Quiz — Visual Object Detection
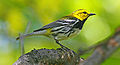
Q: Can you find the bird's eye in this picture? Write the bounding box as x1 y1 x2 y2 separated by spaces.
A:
83 12 87 14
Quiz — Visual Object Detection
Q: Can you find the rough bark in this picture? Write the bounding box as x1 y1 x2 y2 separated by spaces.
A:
13 48 80 65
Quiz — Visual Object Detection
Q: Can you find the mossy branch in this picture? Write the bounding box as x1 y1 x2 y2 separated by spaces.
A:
13 48 81 65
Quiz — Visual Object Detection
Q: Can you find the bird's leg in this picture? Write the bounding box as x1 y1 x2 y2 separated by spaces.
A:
55 40 64 48
55 39 70 50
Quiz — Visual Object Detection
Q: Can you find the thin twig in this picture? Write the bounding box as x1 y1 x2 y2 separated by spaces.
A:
19 33 24 55
25 21 31 34
19 21 31 55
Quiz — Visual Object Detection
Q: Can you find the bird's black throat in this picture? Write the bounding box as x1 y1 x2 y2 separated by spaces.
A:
73 18 88 30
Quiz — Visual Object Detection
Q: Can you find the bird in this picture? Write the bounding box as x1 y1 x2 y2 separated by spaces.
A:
16 9 96 48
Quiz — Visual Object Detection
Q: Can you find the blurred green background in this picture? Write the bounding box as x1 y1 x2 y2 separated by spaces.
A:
0 0 120 65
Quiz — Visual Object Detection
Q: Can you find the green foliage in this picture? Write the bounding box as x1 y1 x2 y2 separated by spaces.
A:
0 0 120 65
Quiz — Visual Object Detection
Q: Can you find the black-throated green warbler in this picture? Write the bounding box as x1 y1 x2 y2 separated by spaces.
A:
16 9 96 48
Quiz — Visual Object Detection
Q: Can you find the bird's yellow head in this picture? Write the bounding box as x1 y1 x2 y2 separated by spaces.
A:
72 9 96 21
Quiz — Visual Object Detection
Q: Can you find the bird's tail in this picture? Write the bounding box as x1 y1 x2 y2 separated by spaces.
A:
16 33 34 40
16 29 48 40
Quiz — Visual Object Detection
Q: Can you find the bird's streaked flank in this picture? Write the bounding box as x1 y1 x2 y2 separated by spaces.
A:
16 9 96 48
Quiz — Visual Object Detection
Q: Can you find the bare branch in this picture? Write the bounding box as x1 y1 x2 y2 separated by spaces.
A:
80 28 120 65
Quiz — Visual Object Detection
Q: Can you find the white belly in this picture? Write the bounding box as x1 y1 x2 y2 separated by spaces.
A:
54 28 80 41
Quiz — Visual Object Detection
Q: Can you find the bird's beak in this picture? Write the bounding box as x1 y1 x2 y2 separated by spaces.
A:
89 13 96 16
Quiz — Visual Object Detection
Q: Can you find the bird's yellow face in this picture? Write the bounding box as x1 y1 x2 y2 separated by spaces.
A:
72 9 95 21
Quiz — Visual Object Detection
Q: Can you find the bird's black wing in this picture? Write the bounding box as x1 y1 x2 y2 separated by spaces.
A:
33 16 78 32
33 20 64 32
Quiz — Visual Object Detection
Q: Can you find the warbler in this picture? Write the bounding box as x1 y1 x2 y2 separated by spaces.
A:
16 9 96 48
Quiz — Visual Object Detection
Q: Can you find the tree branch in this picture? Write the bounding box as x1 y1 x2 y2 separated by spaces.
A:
13 27 120 65
80 27 120 65
13 48 81 65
